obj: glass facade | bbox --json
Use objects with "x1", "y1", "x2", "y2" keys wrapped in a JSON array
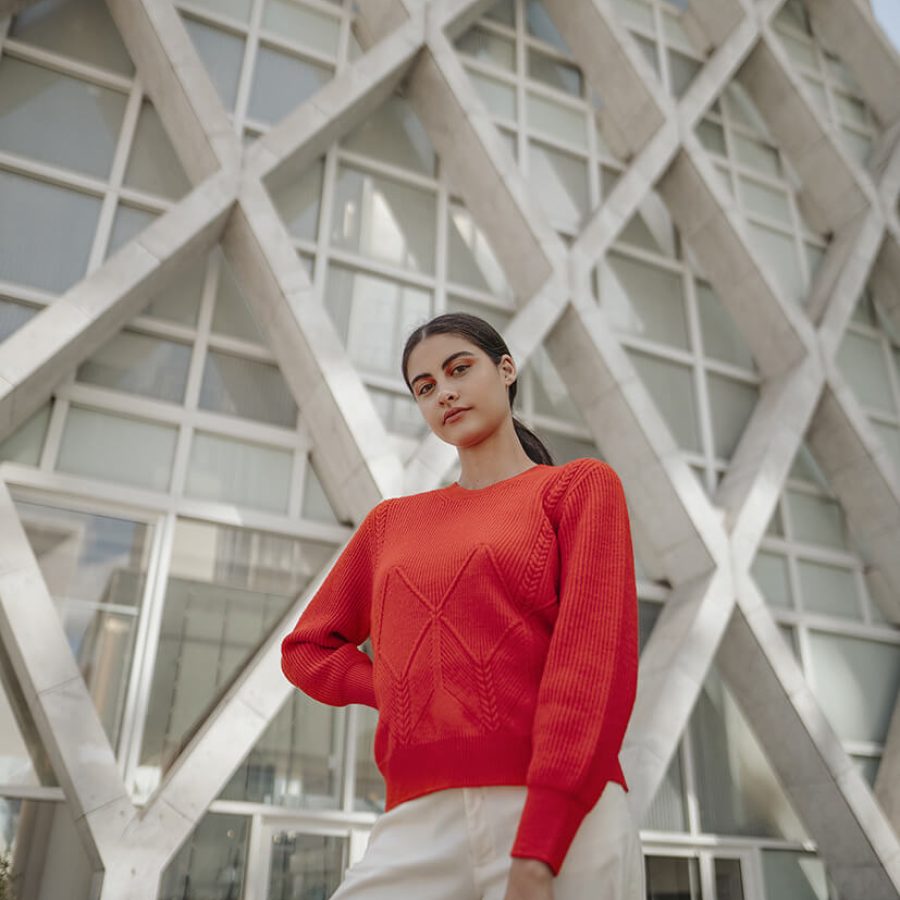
[{"x1": 0, "y1": 0, "x2": 896, "y2": 898}]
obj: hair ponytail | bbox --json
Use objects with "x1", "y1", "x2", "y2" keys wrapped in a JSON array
[
  {"x1": 512, "y1": 416, "x2": 554, "y2": 465},
  {"x1": 402, "y1": 312, "x2": 555, "y2": 466}
]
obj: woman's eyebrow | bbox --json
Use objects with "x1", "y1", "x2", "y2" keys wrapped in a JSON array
[{"x1": 409, "y1": 351, "x2": 474, "y2": 387}]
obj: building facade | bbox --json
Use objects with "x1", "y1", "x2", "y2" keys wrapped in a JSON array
[{"x1": 0, "y1": 0, "x2": 899, "y2": 897}]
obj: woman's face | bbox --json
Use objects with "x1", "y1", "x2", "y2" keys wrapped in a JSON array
[{"x1": 405, "y1": 333, "x2": 516, "y2": 448}]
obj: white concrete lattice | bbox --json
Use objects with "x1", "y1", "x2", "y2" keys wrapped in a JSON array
[{"x1": 0, "y1": 0, "x2": 899, "y2": 896}]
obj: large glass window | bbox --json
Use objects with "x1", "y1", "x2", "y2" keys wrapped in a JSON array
[
  {"x1": 138, "y1": 520, "x2": 333, "y2": 789},
  {"x1": 14, "y1": 499, "x2": 153, "y2": 748}
]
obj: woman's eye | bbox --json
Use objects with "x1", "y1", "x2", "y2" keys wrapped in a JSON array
[
  {"x1": 417, "y1": 383, "x2": 432, "y2": 396},
  {"x1": 451, "y1": 364, "x2": 469, "y2": 376}
]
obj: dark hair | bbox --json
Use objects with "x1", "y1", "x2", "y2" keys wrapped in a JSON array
[{"x1": 401, "y1": 312, "x2": 554, "y2": 466}]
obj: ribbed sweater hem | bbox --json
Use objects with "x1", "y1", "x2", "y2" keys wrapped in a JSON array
[{"x1": 382, "y1": 733, "x2": 533, "y2": 810}]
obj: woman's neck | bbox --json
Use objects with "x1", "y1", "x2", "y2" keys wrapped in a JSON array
[{"x1": 455, "y1": 424, "x2": 535, "y2": 490}]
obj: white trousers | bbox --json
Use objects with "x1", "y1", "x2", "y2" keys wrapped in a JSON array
[{"x1": 333, "y1": 783, "x2": 645, "y2": 899}]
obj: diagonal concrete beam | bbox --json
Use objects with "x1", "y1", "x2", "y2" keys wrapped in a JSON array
[
  {"x1": 105, "y1": 0, "x2": 239, "y2": 179},
  {"x1": 806, "y1": 0, "x2": 900, "y2": 128},
  {"x1": 0, "y1": 171, "x2": 236, "y2": 443},
  {"x1": 541, "y1": 0, "x2": 667, "y2": 158},
  {"x1": 224, "y1": 180, "x2": 405, "y2": 517},
  {"x1": 720, "y1": 578, "x2": 900, "y2": 898},
  {"x1": 740, "y1": 30, "x2": 873, "y2": 234}
]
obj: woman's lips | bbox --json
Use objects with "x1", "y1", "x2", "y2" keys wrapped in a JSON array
[{"x1": 444, "y1": 408, "x2": 468, "y2": 424}]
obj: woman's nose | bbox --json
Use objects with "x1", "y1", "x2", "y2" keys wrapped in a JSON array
[{"x1": 438, "y1": 386, "x2": 458, "y2": 403}]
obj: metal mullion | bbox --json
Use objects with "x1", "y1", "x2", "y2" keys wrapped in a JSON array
[
  {"x1": 312, "y1": 143, "x2": 340, "y2": 305},
  {"x1": 683, "y1": 270, "x2": 716, "y2": 489},
  {"x1": 0, "y1": 39, "x2": 134, "y2": 93},
  {"x1": 170, "y1": 254, "x2": 219, "y2": 500},
  {"x1": 59, "y1": 384, "x2": 185, "y2": 428},
  {"x1": 0, "y1": 152, "x2": 109, "y2": 197},
  {"x1": 38, "y1": 395, "x2": 69, "y2": 472},
  {"x1": 514, "y1": 0, "x2": 528, "y2": 181},
  {"x1": 177, "y1": 2, "x2": 250, "y2": 37},
  {"x1": 618, "y1": 333, "x2": 698, "y2": 369},
  {"x1": 336, "y1": 147, "x2": 440, "y2": 192},
  {"x1": 232, "y1": 0, "x2": 266, "y2": 135},
  {"x1": 702, "y1": 357, "x2": 761, "y2": 386},
  {"x1": 523, "y1": 125, "x2": 591, "y2": 165},
  {"x1": 288, "y1": 447, "x2": 308, "y2": 520},
  {"x1": 205, "y1": 332, "x2": 275, "y2": 362},
  {"x1": 680, "y1": 724, "x2": 703, "y2": 839},
  {"x1": 89, "y1": 80, "x2": 155, "y2": 273},
  {"x1": 445, "y1": 279, "x2": 516, "y2": 313},
  {"x1": 341, "y1": 706, "x2": 359, "y2": 812},
  {"x1": 610, "y1": 239, "x2": 687, "y2": 275},
  {"x1": 114, "y1": 185, "x2": 173, "y2": 214},
  {"x1": 0, "y1": 282, "x2": 55, "y2": 307},
  {"x1": 257, "y1": 30, "x2": 337, "y2": 70},
  {"x1": 185, "y1": 412, "x2": 302, "y2": 454},
  {"x1": 461, "y1": 54, "x2": 519, "y2": 90},
  {"x1": 434, "y1": 164, "x2": 449, "y2": 315},
  {"x1": 118, "y1": 509, "x2": 171, "y2": 781},
  {"x1": 325, "y1": 247, "x2": 437, "y2": 294}
]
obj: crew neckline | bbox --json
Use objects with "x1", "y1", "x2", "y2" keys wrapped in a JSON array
[{"x1": 448, "y1": 463, "x2": 547, "y2": 493}]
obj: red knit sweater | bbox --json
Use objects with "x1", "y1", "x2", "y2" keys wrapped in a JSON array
[{"x1": 281, "y1": 457, "x2": 639, "y2": 875}]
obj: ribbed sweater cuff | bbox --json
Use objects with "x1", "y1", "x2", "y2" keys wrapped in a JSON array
[
  {"x1": 345, "y1": 657, "x2": 377, "y2": 708},
  {"x1": 510, "y1": 785, "x2": 593, "y2": 876}
]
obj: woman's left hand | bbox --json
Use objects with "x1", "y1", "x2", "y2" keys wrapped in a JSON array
[{"x1": 502, "y1": 858, "x2": 555, "y2": 900}]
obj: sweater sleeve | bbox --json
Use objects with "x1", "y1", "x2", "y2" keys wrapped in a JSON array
[
  {"x1": 510, "y1": 459, "x2": 639, "y2": 875},
  {"x1": 280, "y1": 502, "x2": 385, "y2": 709}
]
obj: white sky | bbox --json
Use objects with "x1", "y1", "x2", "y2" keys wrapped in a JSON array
[{"x1": 872, "y1": 0, "x2": 900, "y2": 51}]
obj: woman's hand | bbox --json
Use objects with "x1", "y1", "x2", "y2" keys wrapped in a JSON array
[{"x1": 502, "y1": 858, "x2": 555, "y2": 900}]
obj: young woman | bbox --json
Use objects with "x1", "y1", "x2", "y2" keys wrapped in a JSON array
[{"x1": 282, "y1": 313, "x2": 642, "y2": 900}]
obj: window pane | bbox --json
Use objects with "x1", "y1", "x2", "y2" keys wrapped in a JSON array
[
  {"x1": 248, "y1": 46, "x2": 332, "y2": 125},
  {"x1": 690, "y1": 669, "x2": 808, "y2": 839},
  {"x1": 629, "y1": 351, "x2": 701, "y2": 452},
  {"x1": 740, "y1": 177, "x2": 793, "y2": 226},
  {"x1": 697, "y1": 118, "x2": 726, "y2": 155},
  {"x1": 527, "y1": 345, "x2": 583, "y2": 424},
  {"x1": 748, "y1": 223, "x2": 804, "y2": 305},
  {"x1": 221, "y1": 692, "x2": 344, "y2": 807},
  {"x1": 734, "y1": 134, "x2": 781, "y2": 177},
  {"x1": 0, "y1": 170, "x2": 101, "y2": 293},
  {"x1": 457, "y1": 26, "x2": 515, "y2": 71},
  {"x1": 837, "y1": 331, "x2": 894, "y2": 413},
  {"x1": 841, "y1": 128, "x2": 872, "y2": 166},
  {"x1": 525, "y1": 0, "x2": 568, "y2": 51},
  {"x1": 183, "y1": 19, "x2": 244, "y2": 111},
  {"x1": 325, "y1": 265, "x2": 432, "y2": 375},
  {"x1": 797, "y1": 559, "x2": 862, "y2": 620},
  {"x1": 668, "y1": 50, "x2": 699, "y2": 97},
  {"x1": 16, "y1": 500, "x2": 151, "y2": 745},
  {"x1": 267, "y1": 832, "x2": 345, "y2": 899},
  {"x1": 0, "y1": 57, "x2": 127, "y2": 178},
  {"x1": 140, "y1": 520, "x2": 332, "y2": 780},
  {"x1": 645, "y1": 856, "x2": 700, "y2": 900},
  {"x1": 0, "y1": 799, "x2": 94, "y2": 900},
  {"x1": 696, "y1": 282, "x2": 756, "y2": 369},
  {"x1": 369, "y1": 386, "x2": 429, "y2": 440},
  {"x1": 198, "y1": 351, "x2": 298, "y2": 428},
  {"x1": 0, "y1": 404, "x2": 51, "y2": 467},
  {"x1": 605, "y1": 253, "x2": 689, "y2": 349},
  {"x1": 485, "y1": 0, "x2": 514, "y2": 26},
  {"x1": 468, "y1": 69, "x2": 517, "y2": 120},
  {"x1": 10, "y1": 0, "x2": 134, "y2": 75},
  {"x1": 144, "y1": 255, "x2": 206, "y2": 326},
  {"x1": 123, "y1": 101, "x2": 190, "y2": 200},
  {"x1": 76, "y1": 331, "x2": 192, "y2": 403},
  {"x1": 779, "y1": 32, "x2": 818, "y2": 68},
  {"x1": 107, "y1": 204, "x2": 158, "y2": 257},
  {"x1": 211, "y1": 257, "x2": 263, "y2": 342},
  {"x1": 642, "y1": 749, "x2": 687, "y2": 831},
  {"x1": 707, "y1": 373, "x2": 758, "y2": 459},
  {"x1": 262, "y1": 0, "x2": 341, "y2": 56},
  {"x1": 57, "y1": 407, "x2": 176, "y2": 491},
  {"x1": 786, "y1": 490, "x2": 848, "y2": 549},
  {"x1": 188, "y1": 0, "x2": 252, "y2": 22},
  {"x1": 526, "y1": 91, "x2": 587, "y2": 149},
  {"x1": 185, "y1": 432, "x2": 292, "y2": 512},
  {"x1": 355, "y1": 704, "x2": 385, "y2": 811},
  {"x1": 446, "y1": 203, "x2": 512, "y2": 299},
  {"x1": 331, "y1": 166, "x2": 437, "y2": 274},
  {"x1": 158, "y1": 813, "x2": 249, "y2": 900},
  {"x1": 342, "y1": 97, "x2": 435, "y2": 176},
  {"x1": 301, "y1": 462, "x2": 339, "y2": 524},
  {"x1": 527, "y1": 49, "x2": 582, "y2": 96},
  {"x1": 808, "y1": 632, "x2": 900, "y2": 743},
  {"x1": 0, "y1": 654, "x2": 56, "y2": 786},
  {"x1": 761, "y1": 851, "x2": 834, "y2": 900},
  {"x1": 0, "y1": 298, "x2": 37, "y2": 342},
  {"x1": 527, "y1": 141, "x2": 590, "y2": 229},
  {"x1": 618, "y1": 0, "x2": 655, "y2": 32},
  {"x1": 715, "y1": 858, "x2": 745, "y2": 900},
  {"x1": 752, "y1": 550, "x2": 793, "y2": 609}
]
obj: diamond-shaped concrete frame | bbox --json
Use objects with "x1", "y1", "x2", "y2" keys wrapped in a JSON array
[{"x1": 0, "y1": 0, "x2": 898, "y2": 896}]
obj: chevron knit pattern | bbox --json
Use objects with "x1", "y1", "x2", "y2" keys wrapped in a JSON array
[{"x1": 281, "y1": 457, "x2": 639, "y2": 875}]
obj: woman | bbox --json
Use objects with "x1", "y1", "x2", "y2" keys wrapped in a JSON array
[{"x1": 281, "y1": 313, "x2": 642, "y2": 900}]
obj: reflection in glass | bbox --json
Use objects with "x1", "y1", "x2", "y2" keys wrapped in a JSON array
[
  {"x1": 248, "y1": 46, "x2": 332, "y2": 125},
  {"x1": 331, "y1": 166, "x2": 437, "y2": 274},
  {"x1": 123, "y1": 101, "x2": 190, "y2": 200},
  {"x1": 761, "y1": 850, "x2": 835, "y2": 900},
  {"x1": 0, "y1": 798, "x2": 93, "y2": 900},
  {"x1": 268, "y1": 831, "x2": 345, "y2": 900},
  {"x1": 158, "y1": 813, "x2": 249, "y2": 900},
  {"x1": 645, "y1": 855, "x2": 700, "y2": 900},
  {"x1": 139, "y1": 521, "x2": 334, "y2": 786},
  {"x1": 714, "y1": 858, "x2": 745, "y2": 900},
  {"x1": 447, "y1": 204, "x2": 513, "y2": 300},
  {"x1": 221, "y1": 692, "x2": 345, "y2": 808},
  {"x1": 343, "y1": 97, "x2": 435, "y2": 176},
  {"x1": 14, "y1": 500, "x2": 151, "y2": 747}
]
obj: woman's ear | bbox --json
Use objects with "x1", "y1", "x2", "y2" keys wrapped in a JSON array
[{"x1": 499, "y1": 354, "x2": 517, "y2": 385}]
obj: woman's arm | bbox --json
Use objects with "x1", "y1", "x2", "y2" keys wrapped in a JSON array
[
  {"x1": 281, "y1": 502, "x2": 387, "y2": 709},
  {"x1": 510, "y1": 459, "x2": 639, "y2": 875}
]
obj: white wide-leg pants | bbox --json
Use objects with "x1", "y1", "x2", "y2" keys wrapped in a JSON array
[{"x1": 332, "y1": 782, "x2": 645, "y2": 899}]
